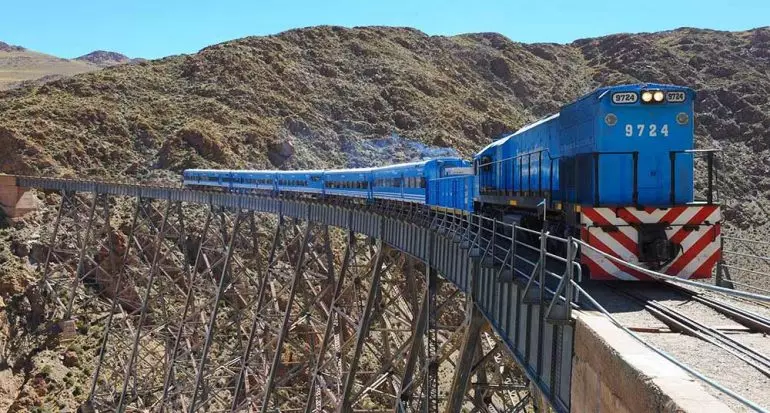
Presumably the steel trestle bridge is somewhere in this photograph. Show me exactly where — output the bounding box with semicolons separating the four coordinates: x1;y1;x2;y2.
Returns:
7;175;770;412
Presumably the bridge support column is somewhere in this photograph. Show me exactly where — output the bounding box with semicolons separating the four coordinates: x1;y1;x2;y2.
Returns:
445;301;485;413
0;174;39;218
337;240;385;411
395;287;429;412
260;221;314;413
303;229;354;413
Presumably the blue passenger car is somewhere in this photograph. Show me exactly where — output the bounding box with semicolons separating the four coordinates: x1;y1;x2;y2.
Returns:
371;158;470;207
274;170;325;195
371;161;428;204
324;168;372;199
230;170;276;192
183;169;236;190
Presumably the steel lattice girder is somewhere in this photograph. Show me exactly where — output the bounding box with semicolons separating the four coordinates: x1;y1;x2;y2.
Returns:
29;184;545;413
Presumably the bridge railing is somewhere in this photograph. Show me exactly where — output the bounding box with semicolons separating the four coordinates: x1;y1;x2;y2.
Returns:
422;208;582;324
419;204;770;412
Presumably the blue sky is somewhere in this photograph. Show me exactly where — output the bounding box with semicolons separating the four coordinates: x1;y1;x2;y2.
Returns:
2;0;768;59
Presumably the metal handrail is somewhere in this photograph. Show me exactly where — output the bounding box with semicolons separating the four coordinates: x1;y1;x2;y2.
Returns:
724;250;770;264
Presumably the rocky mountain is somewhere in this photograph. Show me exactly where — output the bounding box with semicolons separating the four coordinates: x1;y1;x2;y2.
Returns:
75;50;142;67
0;44;139;90
0;25;768;231
0;42;25;52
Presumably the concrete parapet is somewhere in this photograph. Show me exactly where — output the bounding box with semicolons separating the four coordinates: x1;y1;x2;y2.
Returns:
0;175;38;218
571;311;733;413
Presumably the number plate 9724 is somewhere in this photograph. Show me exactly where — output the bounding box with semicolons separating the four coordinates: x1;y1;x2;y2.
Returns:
625;124;669;137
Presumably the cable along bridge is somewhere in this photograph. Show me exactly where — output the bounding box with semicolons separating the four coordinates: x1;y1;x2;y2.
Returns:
4;175;770;412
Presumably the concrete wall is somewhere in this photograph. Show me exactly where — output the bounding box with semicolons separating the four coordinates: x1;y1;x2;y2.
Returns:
0;175;38;218
571;312;733;413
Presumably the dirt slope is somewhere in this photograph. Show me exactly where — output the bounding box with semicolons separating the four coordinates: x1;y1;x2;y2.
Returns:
0;42;139;90
0;42;99;90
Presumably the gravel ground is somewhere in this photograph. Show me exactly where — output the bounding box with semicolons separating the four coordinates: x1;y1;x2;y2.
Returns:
639;332;770;412
583;282;770;411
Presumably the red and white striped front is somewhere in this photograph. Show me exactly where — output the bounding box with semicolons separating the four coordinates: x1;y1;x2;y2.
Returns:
580;205;722;280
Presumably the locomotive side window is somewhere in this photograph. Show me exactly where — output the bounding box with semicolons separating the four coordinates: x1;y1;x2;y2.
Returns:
480;156;493;172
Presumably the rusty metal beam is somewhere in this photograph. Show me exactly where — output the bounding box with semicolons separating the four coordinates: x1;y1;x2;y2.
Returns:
188;210;244;411
337;240;385;412
260;221;314;413
395;287;429;412
303;229;355;413
116;199;173;411
445;302;485;413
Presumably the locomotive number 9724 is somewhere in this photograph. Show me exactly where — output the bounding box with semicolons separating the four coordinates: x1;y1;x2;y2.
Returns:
625;123;669;137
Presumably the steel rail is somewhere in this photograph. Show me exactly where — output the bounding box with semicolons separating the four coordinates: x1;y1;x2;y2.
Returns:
613;287;770;379
572;282;768;413
724;236;770;247
574;239;770;303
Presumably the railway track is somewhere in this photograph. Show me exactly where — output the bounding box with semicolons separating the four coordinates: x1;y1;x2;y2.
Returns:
663;281;770;335
609;282;770;379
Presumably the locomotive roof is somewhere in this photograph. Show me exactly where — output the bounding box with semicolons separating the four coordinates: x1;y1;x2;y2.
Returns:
477;113;559;154
571;83;695;106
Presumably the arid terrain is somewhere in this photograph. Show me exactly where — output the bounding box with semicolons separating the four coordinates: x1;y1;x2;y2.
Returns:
0;26;768;229
0;41;137;90
0;25;768;411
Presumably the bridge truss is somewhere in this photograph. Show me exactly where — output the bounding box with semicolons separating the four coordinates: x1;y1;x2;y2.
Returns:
25;178;557;413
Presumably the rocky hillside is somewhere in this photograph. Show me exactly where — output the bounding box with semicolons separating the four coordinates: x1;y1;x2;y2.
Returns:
0;43;138;90
0;26;768;229
0;42;25;53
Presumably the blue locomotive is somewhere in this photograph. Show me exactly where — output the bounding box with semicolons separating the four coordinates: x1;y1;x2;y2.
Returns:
475;83;695;209
183;83;721;281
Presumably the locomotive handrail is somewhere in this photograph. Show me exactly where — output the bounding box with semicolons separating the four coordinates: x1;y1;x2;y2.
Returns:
476;146;720;208
670;148;720;205
477;148;559;202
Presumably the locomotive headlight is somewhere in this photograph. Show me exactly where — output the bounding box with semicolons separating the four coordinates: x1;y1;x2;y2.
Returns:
641;91;653;102
676;112;690;125
604;113;618;126
653;91;665;102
